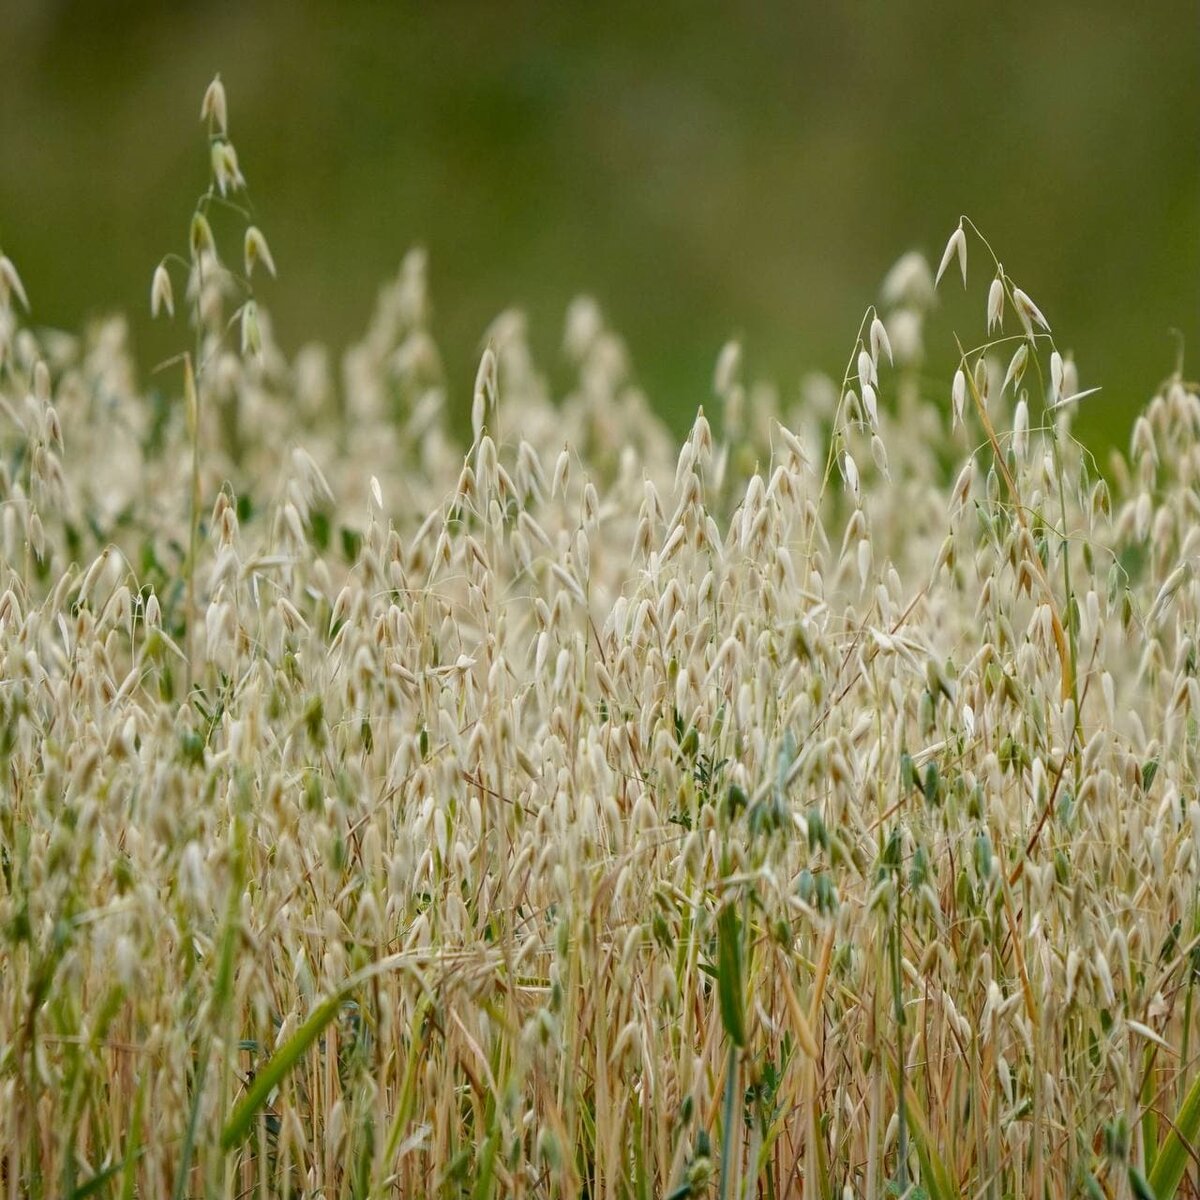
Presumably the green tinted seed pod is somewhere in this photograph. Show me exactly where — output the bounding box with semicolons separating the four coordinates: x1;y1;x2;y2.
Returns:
807;807;828;850
725;783;748;819
987;466;1000;503
680;724;699;759
923;762;941;806
1053;850;1070;888
974;833;993;879
910;845;930;888
815;873;839;914
919;690;935;735
537;1128;560;1169
968;783;984;821
974;355;989;400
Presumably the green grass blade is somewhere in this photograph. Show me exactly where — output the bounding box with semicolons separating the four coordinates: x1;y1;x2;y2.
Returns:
471;1125;499;1200
716;902;746;1049
220;992;342;1152
68;1158;124;1199
118;1070;148;1200
718;1044;739;1200
1142;1046;1160;1177
1149;1069;1200;1200
887;1061;957;1200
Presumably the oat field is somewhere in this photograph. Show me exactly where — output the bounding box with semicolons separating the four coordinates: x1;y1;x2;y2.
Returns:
1;78;1199;1200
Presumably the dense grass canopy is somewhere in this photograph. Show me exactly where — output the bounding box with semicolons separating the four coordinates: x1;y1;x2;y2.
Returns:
1;76;1199;1200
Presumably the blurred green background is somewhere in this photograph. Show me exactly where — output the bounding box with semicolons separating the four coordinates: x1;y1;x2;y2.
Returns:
1;0;1196;445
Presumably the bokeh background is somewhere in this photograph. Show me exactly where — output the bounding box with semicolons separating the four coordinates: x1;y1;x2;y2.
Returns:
2;0;1196;445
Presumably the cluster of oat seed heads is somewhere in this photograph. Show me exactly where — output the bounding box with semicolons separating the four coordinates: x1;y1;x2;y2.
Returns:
150;75;276;362
4;79;1200;1193
938;218;1100;439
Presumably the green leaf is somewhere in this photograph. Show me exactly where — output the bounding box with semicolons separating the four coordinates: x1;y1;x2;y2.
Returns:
716;902;747;1048
340;525;363;562
1150;1069;1200;1199
310;508;330;551
471;1123;500;1200
220;992;343;1151
69;1158;125;1199
922;761;941;806
1129;1165;1159;1200
887;1063;956;1200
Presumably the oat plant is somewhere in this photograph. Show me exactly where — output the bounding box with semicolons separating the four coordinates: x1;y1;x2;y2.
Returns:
2;77;1200;1200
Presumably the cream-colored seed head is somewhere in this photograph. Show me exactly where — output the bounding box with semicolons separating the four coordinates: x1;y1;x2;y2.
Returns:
200;75;228;133
150;263;174;318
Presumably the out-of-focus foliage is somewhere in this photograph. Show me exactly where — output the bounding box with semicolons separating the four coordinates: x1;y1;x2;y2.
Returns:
1;0;1196;442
